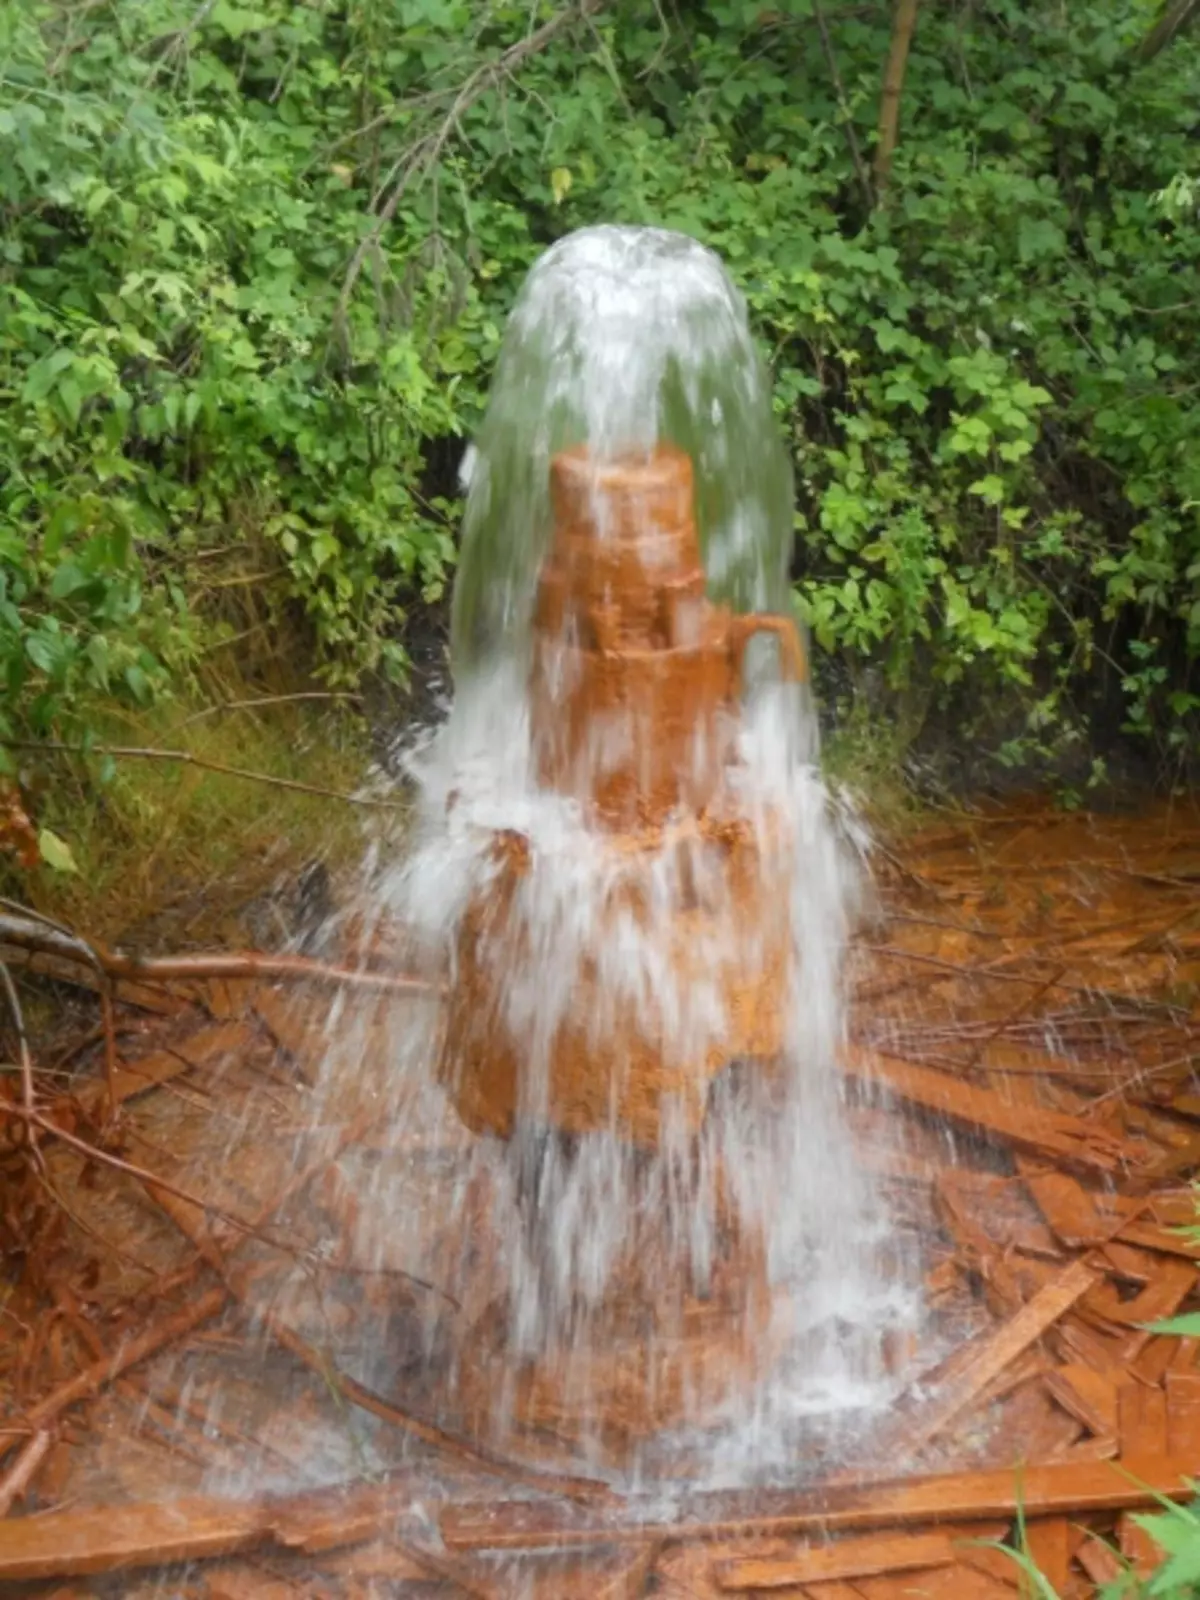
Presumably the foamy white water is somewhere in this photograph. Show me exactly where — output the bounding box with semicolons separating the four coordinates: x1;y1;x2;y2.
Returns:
296;226;923;1485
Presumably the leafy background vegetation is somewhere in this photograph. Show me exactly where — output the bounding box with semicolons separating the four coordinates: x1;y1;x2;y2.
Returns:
2;0;1198;809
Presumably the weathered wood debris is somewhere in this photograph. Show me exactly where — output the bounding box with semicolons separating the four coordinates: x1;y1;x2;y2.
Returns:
1;797;1198;1596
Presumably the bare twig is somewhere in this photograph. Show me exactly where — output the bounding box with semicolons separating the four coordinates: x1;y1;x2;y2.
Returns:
0;1429;53;1516
3;741;401;810
3;1114;371;1468
2;1102;309;1254
335;0;606;327
144;0;218;77
0;958;40;1171
174;692;362;729
257;1304;611;1504
812;0;873;209
99;978;118;1125
0;960;34;1125
0;910;441;1001
99;949;441;996
858;943;1192;1013
18;1285;230;1440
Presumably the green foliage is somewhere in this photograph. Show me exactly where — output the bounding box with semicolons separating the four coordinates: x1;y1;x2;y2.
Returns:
0;0;470;746
1124;1495;1200;1598
981;1477;1200;1599
2;0;1198;772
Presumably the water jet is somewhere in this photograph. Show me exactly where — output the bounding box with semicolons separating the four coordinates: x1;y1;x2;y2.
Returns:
384;225;912;1478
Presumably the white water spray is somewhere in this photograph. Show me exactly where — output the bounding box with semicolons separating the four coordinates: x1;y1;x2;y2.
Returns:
308;226;920;1486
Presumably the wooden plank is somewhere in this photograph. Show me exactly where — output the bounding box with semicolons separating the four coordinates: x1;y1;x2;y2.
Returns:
652;1544;730;1599
1133;1337;1180;1385
1053;1315;1136;1379
1085;1257;1196;1328
1076;1534;1123;1587
483;1546;658;1600
892;1260;1097;1454
1050;1435;1118;1463
0;1481;411;1580
1044;1364;1118;1438
846;1051;1129;1175
714;1532;956;1590
935;1171;1060;1259
1024;1518;1071;1594
1022;1168;1128;1247
1118;1383;1168;1458
856;1565;1017;1600
1165;1370;1200;1456
958;1542;1022;1590
1118;1222;1200;1261
439;1458;1198;1553
950;1523;1021;1591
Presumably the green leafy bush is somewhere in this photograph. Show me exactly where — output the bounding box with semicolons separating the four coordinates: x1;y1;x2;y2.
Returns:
2;0;1198;775
0;0;471;747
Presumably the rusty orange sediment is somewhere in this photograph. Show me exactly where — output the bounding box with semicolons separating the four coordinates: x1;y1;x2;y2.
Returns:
438;444;806;1150
435;444;808;1458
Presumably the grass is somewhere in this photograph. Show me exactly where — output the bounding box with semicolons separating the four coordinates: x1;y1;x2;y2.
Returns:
4;681;403;950
980;1496;1200;1599
821;695;930;836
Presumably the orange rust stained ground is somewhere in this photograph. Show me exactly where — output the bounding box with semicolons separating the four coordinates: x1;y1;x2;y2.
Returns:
0;796;1198;1596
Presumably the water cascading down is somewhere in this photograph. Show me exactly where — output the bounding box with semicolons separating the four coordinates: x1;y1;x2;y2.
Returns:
388;226;907;1476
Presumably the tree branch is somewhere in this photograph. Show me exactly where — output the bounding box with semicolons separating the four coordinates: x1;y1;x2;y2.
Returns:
1135;0;1200;61
4;740;401;810
812;0;874;210
333;0;606;337
874;0;920;198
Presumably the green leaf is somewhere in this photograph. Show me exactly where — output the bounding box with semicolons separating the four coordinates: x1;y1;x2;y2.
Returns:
968;475;1006;506
1149;1313;1200;1336
124;663;151;703
37;828;79;874
49;563;90;601
21;348;74;405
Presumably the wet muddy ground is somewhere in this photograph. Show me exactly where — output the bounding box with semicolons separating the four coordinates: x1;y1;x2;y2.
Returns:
1;797;1198;1597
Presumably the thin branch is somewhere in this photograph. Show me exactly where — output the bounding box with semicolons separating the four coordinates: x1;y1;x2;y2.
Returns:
812;0;874;210
0;957;41;1171
4;740;401;810
100;948;440;994
255;1300;611;1504
0;912;440;997
174;692;362;729
18;1285;231;1438
99;978;119;1124
0;959;35;1125
334;0;606;331
144;0;219;81
141;1159;614;1505
0;1429;53;1516
0;910;443;1010
4;1102;301;1248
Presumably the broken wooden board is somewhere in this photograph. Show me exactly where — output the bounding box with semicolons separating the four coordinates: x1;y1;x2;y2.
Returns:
439;1458;1199;1552
4;801;1200;1599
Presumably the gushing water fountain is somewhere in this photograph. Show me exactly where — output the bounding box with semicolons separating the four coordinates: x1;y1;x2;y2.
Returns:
367;225;915;1480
